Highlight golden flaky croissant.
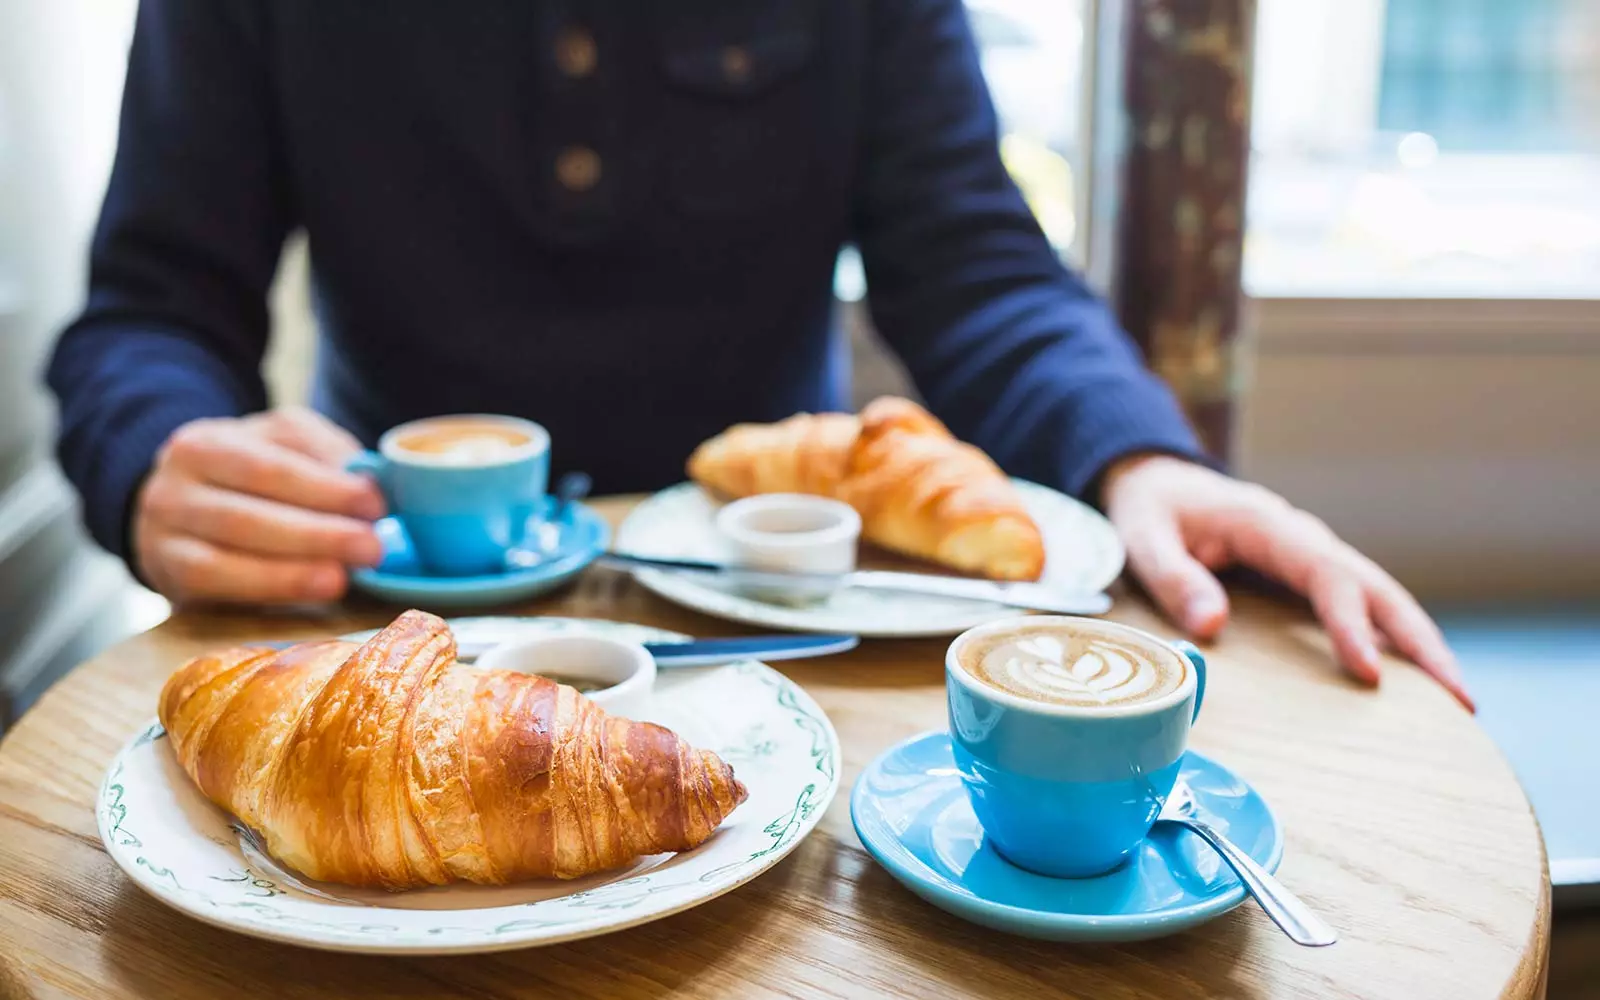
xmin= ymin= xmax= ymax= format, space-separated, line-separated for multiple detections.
xmin=688 ymin=397 xmax=1046 ymax=581
xmin=686 ymin=410 xmax=860 ymax=498
xmin=158 ymin=610 xmax=747 ymax=890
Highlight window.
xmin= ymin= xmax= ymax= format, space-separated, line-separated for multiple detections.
xmin=1246 ymin=0 xmax=1600 ymax=298
xmin=969 ymin=0 xmax=1085 ymax=257
xmin=1378 ymin=0 xmax=1586 ymax=152
xmin=837 ymin=0 xmax=1087 ymax=302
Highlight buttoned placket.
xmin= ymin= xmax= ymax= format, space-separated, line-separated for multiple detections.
xmin=542 ymin=0 xmax=616 ymax=238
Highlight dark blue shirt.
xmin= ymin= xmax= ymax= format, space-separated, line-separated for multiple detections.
xmin=48 ymin=0 xmax=1202 ymax=562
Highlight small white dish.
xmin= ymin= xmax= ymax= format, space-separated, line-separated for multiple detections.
xmin=715 ymin=494 xmax=861 ymax=604
xmin=474 ymin=634 xmax=657 ymax=722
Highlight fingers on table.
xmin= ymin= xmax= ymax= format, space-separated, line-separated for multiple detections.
xmin=1307 ymin=570 xmax=1381 ymax=686
xmin=1367 ymin=572 xmax=1476 ymax=712
xmin=1122 ymin=511 xmax=1231 ymax=639
xmin=1229 ymin=505 xmax=1372 ymax=672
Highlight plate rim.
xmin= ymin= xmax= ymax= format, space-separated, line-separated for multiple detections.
xmin=849 ymin=731 xmax=1284 ymax=937
xmin=619 ymin=481 xmax=1125 ymax=638
xmin=96 ymin=622 xmax=842 ymax=955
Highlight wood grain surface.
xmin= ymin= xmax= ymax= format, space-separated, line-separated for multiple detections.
xmin=0 ymin=499 xmax=1550 ymax=999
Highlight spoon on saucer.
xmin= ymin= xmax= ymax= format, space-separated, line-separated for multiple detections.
xmin=1156 ymin=781 xmax=1337 ymax=946
xmin=507 ymin=472 xmax=593 ymax=569
xmin=550 ymin=471 xmax=592 ymax=524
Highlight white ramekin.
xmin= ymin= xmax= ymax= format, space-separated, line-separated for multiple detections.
xmin=473 ymin=634 xmax=657 ymax=721
xmin=714 ymin=494 xmax=861 ymax=604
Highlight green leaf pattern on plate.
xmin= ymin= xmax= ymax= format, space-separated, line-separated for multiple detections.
xmin=96 ymin=632 xmax=839 ymax=944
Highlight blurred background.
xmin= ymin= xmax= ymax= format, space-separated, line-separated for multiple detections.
xmin=0 ymin=0 xmax=1597 ymax=985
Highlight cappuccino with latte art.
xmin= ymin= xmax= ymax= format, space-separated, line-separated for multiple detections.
xmin=944 ymin=616 xmax=1206 ymax=876
xmin=956 ymin=623 xmax=1187 ymax=709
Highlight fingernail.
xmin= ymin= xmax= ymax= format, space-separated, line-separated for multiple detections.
xmin=1186 ymin=594 xmax=1226 ymax=634
xmin=1359 ymin=640 xmax=1383 ymax=669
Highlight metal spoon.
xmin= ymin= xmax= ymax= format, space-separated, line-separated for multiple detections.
xmin=550 ymin=471 xmax=592 ymax=524
xmin=506 ymin=471 xmax=594 ymax=569
xmin=1156 ymin=781 xmax=1338 ymax=946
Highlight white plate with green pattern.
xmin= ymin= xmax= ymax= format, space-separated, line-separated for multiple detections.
xmin=96 ymin=617 xmax=840 ymax=955
xmin=616 ymin=481 xmax=1124 ymax=637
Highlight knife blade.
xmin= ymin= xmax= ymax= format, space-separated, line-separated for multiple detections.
xmin=252 ymin=632 xmax=859 ymax=667
xmin=599 ymin=553 xmax=1113 ymax=616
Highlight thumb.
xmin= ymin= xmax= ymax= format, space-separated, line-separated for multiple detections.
xmin=1121 ymin=512 xmax=1230 ymax=639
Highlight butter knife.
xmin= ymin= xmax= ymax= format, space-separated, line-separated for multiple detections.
xmin=599 ymin=553 xmax=1113 ymax=616
xmin=253 ymin=633 xmax=859 ymax=667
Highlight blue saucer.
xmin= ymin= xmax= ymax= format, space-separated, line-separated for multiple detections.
xmin=851 ymin=732 xmax=1283 ymax=942
xmin=349 ymin=501 xmax=610 ymax=610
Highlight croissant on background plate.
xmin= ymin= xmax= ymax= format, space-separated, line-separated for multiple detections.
xmin=688 ymin=397 xmax=1046 ymax=581
xmin=158 ymin=610 xmax=746 ymax=890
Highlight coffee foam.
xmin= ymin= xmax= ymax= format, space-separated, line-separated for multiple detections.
xmin=959 ymin=626 xmax=1185 ymax=709
xmin=393 ymin=422 xmax=532 ymax=465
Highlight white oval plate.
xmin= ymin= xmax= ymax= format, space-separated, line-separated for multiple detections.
xmin=616 ymin=482 xmax=1124 ymax=638
xmin=96 ymin=617 xmax=841 ymax=955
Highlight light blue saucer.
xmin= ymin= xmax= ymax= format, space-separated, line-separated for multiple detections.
xmin=349 ymin=501 xmax=610 ymax=610
xmin=851 ymin=732 xmax=1283 ymax=942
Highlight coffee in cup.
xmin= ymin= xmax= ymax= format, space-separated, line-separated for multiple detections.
xmin=946 ymin=616 xmax=1205 ymax=878
xmin=391 ymin=419 xmax=537 ymax=465
xmin=348 ymin=415 xmax=550 ymax=577
xmin=956 ymin=624 xmax=1188 ymax=710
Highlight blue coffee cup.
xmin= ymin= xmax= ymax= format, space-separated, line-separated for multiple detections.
xmin=347 ymin=415 xmax=550 ymax=577
xmin=946 ymin=616 xmax=1207 ymax=878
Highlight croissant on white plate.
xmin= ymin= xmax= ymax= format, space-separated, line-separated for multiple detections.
xmin=158 ymin=610 xmax=747 ymax=890
xmin=688 ymin=396 xmax=1046 ymax=581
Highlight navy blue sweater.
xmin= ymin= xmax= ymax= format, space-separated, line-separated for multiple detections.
xmin=48 ymin=0 xmax=1203 ymax=562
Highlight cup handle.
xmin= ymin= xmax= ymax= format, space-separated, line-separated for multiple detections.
xmin=346 ymin=451 xmax=389 ymax=495
xmin=1172 ymin=640 xmax=1206 ymax=721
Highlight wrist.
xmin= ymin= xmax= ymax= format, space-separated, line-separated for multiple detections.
xmin=1095 ymin=452 xmax=1189 ymax=510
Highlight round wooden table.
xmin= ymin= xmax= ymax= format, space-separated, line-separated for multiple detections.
xmin=0 ymin=500 xmax=1550 ymax=999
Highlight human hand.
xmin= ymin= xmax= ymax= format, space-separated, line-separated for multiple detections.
xmin=133 ymin=407 xmax=385 ymax=605
xmin=1101 ymin=454 xmax=1473 ymax=711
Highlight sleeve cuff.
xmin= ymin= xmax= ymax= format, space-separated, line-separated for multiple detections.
xmin=1053 ymin=373 xmax=1214 ymax=507
xmin=78 ymin=398 xmax=234 ymax=562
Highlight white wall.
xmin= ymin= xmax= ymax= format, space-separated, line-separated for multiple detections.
xmin=1239 ymin=300 xmax=1600 ymax=601
xmin=0 ymin=0 xmax=137 ymax=460
xmin=0 ymin=0 xmax=314 ymax=413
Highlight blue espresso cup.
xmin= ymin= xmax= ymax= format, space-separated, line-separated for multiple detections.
xmin=946 ymin=616 xmax=1207 ymax=878
xmin=348 ymin=415 xmax=550 ymax=577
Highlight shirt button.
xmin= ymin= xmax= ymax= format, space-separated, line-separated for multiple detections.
xmin=555 ymin=146 xmax=602 ymax=192
xmin=721 ymin=46 xmax=753 ymax=85
xmin=555 ymin=27 xmax=597 ymax=79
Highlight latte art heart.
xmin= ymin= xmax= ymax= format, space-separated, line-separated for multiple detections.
xmin=961 ymin=627 xmax=1185 ymax=708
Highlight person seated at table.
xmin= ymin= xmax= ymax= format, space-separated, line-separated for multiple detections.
xmin=45 ymin=0 xmax=1470 ymax=709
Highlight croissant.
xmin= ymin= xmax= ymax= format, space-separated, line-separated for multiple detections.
xmin=687 ymin=397 xmax=1046 ymax=581
xmin=157 ymin=610 xmax=747 ymax=890
xmin=687 ymin=410 xmax=859 ymax=498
